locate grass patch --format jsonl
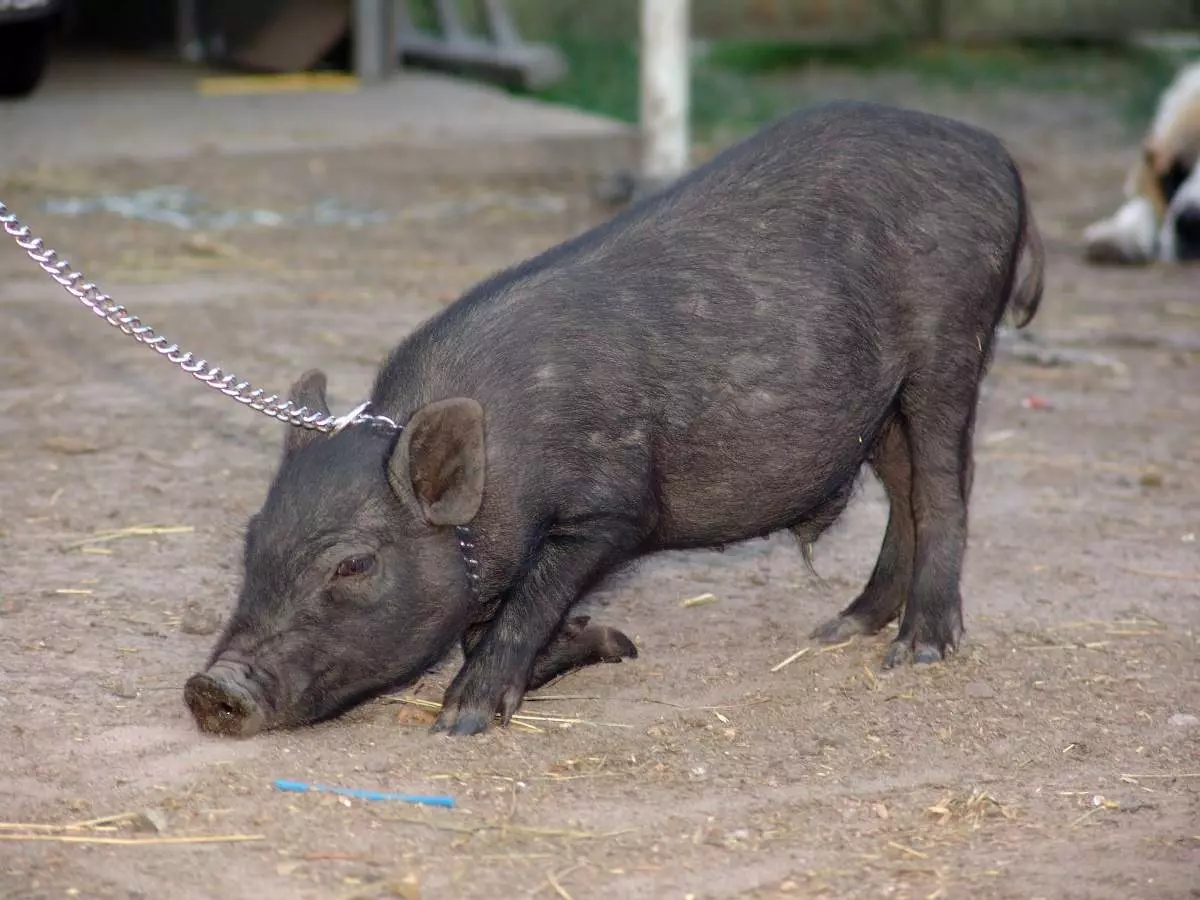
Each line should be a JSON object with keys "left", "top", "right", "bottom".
{"left": 520, "top": 36, "right": 822, "bottom": 139}
{"left": 517, "top": 35, "right": 1180, "bottom": 141}
{"left": 701, "top": 36, "right": 913, "bottom": 74}
{"left": 529, "top": 37, "right": 642, "bottom": 125}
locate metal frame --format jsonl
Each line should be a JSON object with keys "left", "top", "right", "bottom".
{"left": 174, "top": 0, "right": 564, "bottom": 87}
{"left": 392, "top": 0, "right": 564, "bottom": 90}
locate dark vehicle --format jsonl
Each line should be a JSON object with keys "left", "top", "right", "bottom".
{"left": 0, "top": 0, "right": 61, "bottom": 98}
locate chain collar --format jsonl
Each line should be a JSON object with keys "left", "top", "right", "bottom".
{"left": 455, "top": 526, "right": 483, "bottom": 602}
{"left": 1, "top": 199, "right": 481, "bottom": 602}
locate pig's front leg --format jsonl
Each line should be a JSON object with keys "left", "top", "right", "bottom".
{"left": 434, "top": 522, "right": 637, "bottom": 735}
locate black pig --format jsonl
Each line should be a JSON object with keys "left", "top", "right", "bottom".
{"left": 185, "top": 100, "right": 1044, "bottom": 738}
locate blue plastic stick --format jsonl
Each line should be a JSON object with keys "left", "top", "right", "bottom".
{"left": 274, "top": 778, "right": 455, "bottom": 809}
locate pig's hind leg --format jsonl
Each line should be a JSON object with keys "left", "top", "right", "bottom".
{"left": 527, "top": 616, "right": 638, "bottom": 691}
{"left": 880, "top": 369, "right": 980, "bottom": 667}
{"left": 810, "top": 418, "right": 914, "bottom": 643}
{"left": 457, "top": 615, "right": 637, "bottom": 695}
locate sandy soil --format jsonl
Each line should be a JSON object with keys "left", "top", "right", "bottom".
{"left": 1, "top": 73, "right": 1198, "bottom": 900}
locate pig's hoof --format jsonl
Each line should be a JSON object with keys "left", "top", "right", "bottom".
{"left": 913, "top": 642, "right": 948, "bottom": 665}
{"left": 595, "top": 626, "right": 638, "bottom": 662}
{"left": 882, "top": 638, "right": 954, "bottom": 669}
{"left": 809, "top": 615, "right": 869, "bottom": 644}
{"left": 431, "top": 708, "right": 492, "bottom": 736}
{"left": 558, "top": 617, "right": 637, "bottom": 663}
{"left": 432, "top": 684, "right": 525, "bottom": 736}
{"left": 447, "top": 712, "right": 492, "bottom": 736}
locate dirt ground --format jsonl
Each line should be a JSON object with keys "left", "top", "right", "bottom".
{"left": 1, "top": 70, "right": 1198, "bottom": 900}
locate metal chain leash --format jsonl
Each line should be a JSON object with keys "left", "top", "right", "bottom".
{"left": 0, "top": 200, "right": 491, "bottom": 600}
{"left": 0, "top": 200, "right": 397, "bottom": 436}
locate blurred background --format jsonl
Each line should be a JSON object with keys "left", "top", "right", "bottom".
{"left": 5, "top": 0, "right": 1195, "bottom": 229}
{"left": 2, "top": 5, "right": 1199, "bottom": 900}
{"left": 3, "top": 1, "right": 1197, "bottom": 138}
{"left": 3, "top": 1, "right": 1198, "bottom": 204}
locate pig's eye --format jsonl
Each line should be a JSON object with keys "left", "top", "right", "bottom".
{"left": 334, "top": 554, "right": 376, "bottom": 579}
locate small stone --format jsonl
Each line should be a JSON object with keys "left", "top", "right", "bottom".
{"left": 1020, "top": 395, "right": 1054, "bottom": 411}
{"left": 983, "top": 429, "right": 1016, "bottom": 446}
{"left": 1168, "top": 713, "right": 1198, "bottom": 728}
{"left": 179, "top": 602, "right": 221, "bottom": 636}
{"left": 387, "top": 874, "right": 420, "bottom": 900}
{"left": 0, "top": 596, "right": 26, "bottom": 616}
{"left": 42, "top": 435, "right": 101, "bottom": 455}
{"left": 780, "top": 881, "right": 798, "bottom": 893}
{"left": 966, "top": 681, "right": 996, "bottom": 699}
{"left": 131, "top": 808, "right": 168, "bottom": 833}
{"left": 110, "top": 678, "right": 138, "bottom": 699}
{"left": 1138, "top": 467, "right": 1165, "bottom": 488}
{"left": 591, "top": 170, "right": 638, "bottom": 206}
{"left": 182, "top": 233, "right": 226, "bottom": 257}
{"left": 395, "top": 704, "right": 437, "bottom": 727}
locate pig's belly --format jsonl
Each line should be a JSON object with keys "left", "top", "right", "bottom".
{"left": 648, "top": 389, "right": 890, "bottom": 550}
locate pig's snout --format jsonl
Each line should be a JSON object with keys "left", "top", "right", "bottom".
{"left": 184, "top": 662, "right": 267, "bottom": 738}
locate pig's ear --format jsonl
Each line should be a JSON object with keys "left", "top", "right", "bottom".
{"left": 387, "top": 398, "right": 485, "bottom": 526}
{"left": 283, "top": 369, "right": 331, "bottom": 457}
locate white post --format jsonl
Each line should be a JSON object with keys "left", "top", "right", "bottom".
{"left": 353, "top": 0, "right": 397, "bottom": 83}
{"left": 639, "top": 0, "right": 691, "bottom": 184}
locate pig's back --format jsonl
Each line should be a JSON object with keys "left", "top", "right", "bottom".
{"left": 380, "top": 101, "right": 1025, "bottom": 547}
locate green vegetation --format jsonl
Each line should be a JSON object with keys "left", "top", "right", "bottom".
{"left": 517, "top": 35, "right": 1181, "bottom": 141}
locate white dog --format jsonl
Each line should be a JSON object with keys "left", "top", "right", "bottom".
{"left": 1083, "top": 60, "right": 1200, "bottom": 265}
